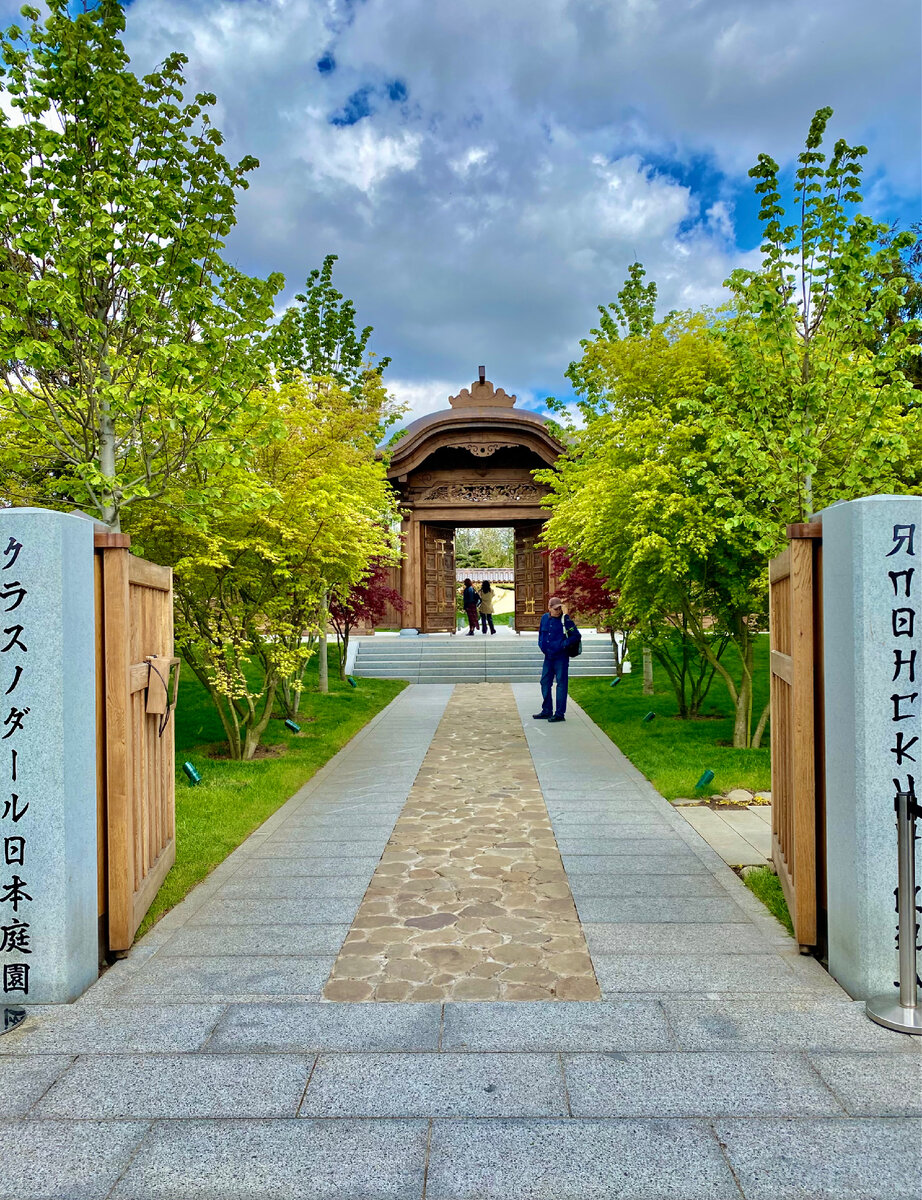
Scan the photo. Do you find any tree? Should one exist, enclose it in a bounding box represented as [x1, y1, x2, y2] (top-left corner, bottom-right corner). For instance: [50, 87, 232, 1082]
[547, 548, 632, 674]
[130, 374, 401, 758]
[539, 303, 765, 743]
[0, 0, 283, 529]
[328, 560, 406, 681]
[274, 254, 390, 391]
[697, 107, 920, 537]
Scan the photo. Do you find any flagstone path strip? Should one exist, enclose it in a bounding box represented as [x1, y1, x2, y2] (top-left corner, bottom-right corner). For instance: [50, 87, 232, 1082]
[324, 683, 601, 1002]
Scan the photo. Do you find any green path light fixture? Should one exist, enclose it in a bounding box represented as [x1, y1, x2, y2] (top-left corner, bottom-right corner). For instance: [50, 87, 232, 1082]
[609, 677, 621, 687]
[347, 676, 358, 688]
[182, 761, 201, 785]
[284, 719, 301, 733]
[695, 769, 715, 790]
[642, 711, 656, 723]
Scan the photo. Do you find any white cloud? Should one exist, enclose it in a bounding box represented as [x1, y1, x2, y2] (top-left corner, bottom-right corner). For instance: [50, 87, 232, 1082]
[3, 0, 911, 400]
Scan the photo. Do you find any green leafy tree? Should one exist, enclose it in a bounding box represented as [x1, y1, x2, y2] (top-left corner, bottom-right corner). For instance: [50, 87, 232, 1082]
[0, 0, 283, 529]
[699, 107, 920, 534]
[274, 254, 390, 392]
[131, 374, 401, 758]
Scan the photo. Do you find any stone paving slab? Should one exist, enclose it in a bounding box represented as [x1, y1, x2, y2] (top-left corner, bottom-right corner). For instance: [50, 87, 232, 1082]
[0, 1055, 74, 1115]
[204, 1002, 442, 1053]
[157, 923, 351, 957]
[0, 1004, 223, 1054]
[663, 998, 922, 1053]
[0, 1120, 151, 1200]
[563, 853, 710, 875]
[808, 1052, 922, 1114]
[109, 1118, 429, 1200]
[184, 897, 361, 925]
[425, 1119, 740, 1199]
[583, 922, 780, 955]
[713, 1117, 922, 1199]
[34, 1053, 314, 1119]
[591, 952, 821, 995]
[300, 1051, 568, 1117]
[104, 953, 336, 999]
[563, 1051, 843, 1117]
[575, 896, 751, 924]
[440, 1000, 674, 1051]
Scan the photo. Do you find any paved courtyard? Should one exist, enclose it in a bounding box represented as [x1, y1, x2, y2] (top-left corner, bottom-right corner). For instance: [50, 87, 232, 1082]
[1, 684, 919, 1198]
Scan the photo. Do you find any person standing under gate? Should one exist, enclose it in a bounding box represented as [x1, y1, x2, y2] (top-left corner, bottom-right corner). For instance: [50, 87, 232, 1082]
[479, 580, 496, 634]
[534, 597, 579, 722]
[461, 578, 480, 635]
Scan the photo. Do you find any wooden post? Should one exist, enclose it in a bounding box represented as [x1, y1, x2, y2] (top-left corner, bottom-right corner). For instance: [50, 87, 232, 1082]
[318, 588, 329, 694]
[96, 534, 134, 951]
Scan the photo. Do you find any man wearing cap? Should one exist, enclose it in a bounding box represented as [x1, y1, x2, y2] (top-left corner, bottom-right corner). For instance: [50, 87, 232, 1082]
[534, 596, 579, 723]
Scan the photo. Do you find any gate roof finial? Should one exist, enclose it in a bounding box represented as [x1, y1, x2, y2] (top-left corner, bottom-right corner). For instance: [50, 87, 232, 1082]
[449, 371, 516, 408]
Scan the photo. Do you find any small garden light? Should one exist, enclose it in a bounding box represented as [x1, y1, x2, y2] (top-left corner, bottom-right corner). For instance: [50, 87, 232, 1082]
[695, 769, 715, 790]
[347, 676, 358, 688]
[182, 761, 201, 785]
[284, 719, 301, 733]
[642, 711, 656, 723]
[609, 677, 621, 687]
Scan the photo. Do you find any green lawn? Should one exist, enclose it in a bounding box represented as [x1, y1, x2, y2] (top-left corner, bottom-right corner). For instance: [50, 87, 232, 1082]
[137, 647, 405, 939]
[569, 634, 771, 801]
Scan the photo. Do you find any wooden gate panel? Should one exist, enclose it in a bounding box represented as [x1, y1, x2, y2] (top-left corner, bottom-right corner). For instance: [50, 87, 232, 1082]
[514, 522, 547, 631]
[96, 537, 176, 951]
[422, 523, 456, 633]
[768, 525, 824, 949]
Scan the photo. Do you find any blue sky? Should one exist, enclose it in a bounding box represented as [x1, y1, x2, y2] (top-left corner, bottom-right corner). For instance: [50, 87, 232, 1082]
[4, 0, 919, 423]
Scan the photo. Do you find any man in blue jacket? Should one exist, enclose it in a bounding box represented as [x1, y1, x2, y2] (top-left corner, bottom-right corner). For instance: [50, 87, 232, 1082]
[534, 596, 579, 723]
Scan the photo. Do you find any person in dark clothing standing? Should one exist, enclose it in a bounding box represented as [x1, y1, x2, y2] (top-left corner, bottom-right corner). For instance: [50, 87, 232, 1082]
[533, 597, 579, 722]
[461, 578, 480, 635]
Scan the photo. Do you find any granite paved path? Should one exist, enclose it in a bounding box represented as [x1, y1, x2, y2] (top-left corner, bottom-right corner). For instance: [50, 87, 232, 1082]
[1, 683, 919, 1199]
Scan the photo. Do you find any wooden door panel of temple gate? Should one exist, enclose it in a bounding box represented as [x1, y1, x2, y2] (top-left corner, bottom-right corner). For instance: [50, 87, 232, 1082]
[514, 522, 547, 631]
[423, 523, 456, 632]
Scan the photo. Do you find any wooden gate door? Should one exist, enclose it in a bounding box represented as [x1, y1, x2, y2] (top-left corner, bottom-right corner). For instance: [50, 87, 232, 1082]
[422, 523, 456, 632]
[768, 522, 825, 949]
[96, 534, 178, 951]
[514, 522, 548, 632]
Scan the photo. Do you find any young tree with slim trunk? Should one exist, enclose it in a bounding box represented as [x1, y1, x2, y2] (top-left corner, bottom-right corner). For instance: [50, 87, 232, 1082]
[0, 1, 283, 530]
[695, 108, 921, 538]
[329, 561, 406, 681]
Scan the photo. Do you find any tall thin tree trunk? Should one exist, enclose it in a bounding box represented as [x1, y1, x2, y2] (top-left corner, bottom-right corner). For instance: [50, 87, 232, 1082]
[318, 589, 329, 695]
[642, 645, 654, 696]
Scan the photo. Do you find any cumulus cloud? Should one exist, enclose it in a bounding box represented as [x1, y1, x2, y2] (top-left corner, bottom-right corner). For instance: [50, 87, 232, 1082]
[2, 0, 915, 406]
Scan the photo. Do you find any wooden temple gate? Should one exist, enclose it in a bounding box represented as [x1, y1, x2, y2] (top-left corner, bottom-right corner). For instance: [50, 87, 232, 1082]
[768, 521, 825, 950]
[95, 532, 179, 952]
[385, 372, 565, 633]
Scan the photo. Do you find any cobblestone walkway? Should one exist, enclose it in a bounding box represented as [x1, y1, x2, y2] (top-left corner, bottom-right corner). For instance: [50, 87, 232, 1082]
[325, 685, 599, 1002]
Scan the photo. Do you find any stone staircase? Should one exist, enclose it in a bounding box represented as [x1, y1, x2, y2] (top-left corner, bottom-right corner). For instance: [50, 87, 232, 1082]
[352, 631, 622, 683]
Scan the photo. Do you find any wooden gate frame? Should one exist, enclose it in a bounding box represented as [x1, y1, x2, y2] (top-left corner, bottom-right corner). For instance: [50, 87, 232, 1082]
[95, 531, 177, 951]
[768, 521, 825, 950]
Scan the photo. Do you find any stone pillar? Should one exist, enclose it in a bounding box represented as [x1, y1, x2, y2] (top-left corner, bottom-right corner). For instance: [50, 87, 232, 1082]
[0, 509, 97, 1004]
[821, 495, 922, 999]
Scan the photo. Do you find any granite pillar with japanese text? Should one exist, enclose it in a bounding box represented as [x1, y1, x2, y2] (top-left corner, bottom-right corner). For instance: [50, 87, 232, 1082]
[822, 495, 922, 999]
[0, 509, 97, 1004]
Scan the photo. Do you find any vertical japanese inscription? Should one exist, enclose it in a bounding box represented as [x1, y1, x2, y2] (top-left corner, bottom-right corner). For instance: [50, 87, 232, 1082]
[885, 523, 922, 977]
[0, 535, 29, 997]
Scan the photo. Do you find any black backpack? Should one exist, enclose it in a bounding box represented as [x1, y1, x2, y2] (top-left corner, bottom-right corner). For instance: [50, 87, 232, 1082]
[564, 617, 582, 657]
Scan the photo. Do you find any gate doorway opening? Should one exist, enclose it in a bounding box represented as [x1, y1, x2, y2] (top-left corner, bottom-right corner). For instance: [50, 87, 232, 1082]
[420, 520, 551, 634]
[455, 528, 515, 631]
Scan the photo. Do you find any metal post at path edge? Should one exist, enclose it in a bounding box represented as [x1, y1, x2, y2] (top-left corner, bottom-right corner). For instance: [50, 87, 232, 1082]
[866, 789, 922, 1035]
